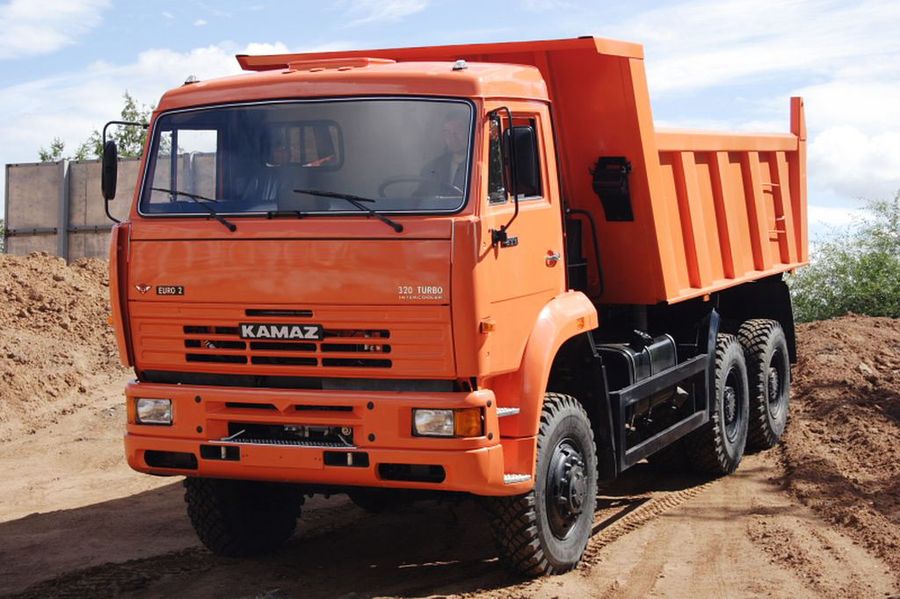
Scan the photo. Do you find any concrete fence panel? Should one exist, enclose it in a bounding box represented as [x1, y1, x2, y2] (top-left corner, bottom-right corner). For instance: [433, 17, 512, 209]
[4, 158, 140, 261]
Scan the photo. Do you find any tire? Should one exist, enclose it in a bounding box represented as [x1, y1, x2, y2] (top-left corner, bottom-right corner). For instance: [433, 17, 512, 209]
[184, 477, 304, 557]
[738, 319, 790, 450]
[487, 393, 597, 577]
[685, 334, 749, 476]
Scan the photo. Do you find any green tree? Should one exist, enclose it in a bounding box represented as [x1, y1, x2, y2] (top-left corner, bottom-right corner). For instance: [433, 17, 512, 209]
[789, 192, 900, 322]
[0, 218, 5, 253]
[38, 137, 66, 162]
[38, 92, 152, 162]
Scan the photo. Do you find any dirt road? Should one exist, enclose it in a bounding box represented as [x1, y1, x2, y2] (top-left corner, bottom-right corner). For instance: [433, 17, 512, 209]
[1, 255, 897, 597]
[1, 371, 896, 598]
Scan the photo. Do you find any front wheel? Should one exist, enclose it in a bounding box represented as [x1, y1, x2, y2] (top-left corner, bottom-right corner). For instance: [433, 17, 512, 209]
[487, 393, 597, 576]
[184, 478, 304, 557]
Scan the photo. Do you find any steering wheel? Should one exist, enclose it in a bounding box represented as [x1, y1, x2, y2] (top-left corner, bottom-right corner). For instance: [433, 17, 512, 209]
[377, 176, 463, 198]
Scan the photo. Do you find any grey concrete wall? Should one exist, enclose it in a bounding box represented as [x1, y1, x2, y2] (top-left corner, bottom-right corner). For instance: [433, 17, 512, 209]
[4, 158, 140, 260]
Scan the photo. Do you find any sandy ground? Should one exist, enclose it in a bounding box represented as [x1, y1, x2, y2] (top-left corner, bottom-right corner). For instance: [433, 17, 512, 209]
[1, 378, 895, 598]
[0, 255, 897, 597]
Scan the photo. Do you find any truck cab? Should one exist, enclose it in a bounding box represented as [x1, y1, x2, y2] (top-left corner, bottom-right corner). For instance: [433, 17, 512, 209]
[107, 37, 806, 575]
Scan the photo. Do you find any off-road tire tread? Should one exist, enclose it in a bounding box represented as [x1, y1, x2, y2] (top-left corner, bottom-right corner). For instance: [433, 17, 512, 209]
[738, 319, 789, 450]
[487, 393, 595, 577]
[685, 334, 746, 476]
[184, 478, 303, 557]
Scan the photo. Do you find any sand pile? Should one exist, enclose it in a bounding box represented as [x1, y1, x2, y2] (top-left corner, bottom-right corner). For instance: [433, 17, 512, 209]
[783, 315, 900, 574]
[1, 251, 897, 574]
[0, 252, 126, 441]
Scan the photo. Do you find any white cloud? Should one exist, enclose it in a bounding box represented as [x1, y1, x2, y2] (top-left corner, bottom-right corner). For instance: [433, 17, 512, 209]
[336, 0, 429, 26]
[808, 204, 871, 242]
[808, 126, 900, 200]
[162, 11, 174, 19]
[0, 0, 110, 59]
[194, 19, 207, 27]
[606, 0, 900, 94]
[598, 0, 900, 206]
[0, 41, 353, 213]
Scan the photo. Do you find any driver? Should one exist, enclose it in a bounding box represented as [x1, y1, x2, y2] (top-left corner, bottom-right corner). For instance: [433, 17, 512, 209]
[416, 113, 469, 196]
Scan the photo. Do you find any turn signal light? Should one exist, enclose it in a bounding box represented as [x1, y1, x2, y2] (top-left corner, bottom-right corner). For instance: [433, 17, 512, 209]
[454, 408, 483, 437]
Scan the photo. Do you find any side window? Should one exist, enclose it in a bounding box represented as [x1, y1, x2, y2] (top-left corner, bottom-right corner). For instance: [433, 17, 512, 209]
[487, 113, 543, 204]
[488, 115, 506, 204]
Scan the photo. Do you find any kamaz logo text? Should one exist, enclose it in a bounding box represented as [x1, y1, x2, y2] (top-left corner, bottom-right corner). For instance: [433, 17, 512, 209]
[239, 323, 324, 340]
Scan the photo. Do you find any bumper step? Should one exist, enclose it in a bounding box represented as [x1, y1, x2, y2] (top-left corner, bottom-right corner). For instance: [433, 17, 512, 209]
[496, 407, 520, 418]
[503, 473, 531, 484]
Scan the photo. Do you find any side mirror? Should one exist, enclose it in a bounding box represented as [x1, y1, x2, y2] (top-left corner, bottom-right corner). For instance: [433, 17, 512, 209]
[509, 126, 539, 197]
[101, 140, 118, 201]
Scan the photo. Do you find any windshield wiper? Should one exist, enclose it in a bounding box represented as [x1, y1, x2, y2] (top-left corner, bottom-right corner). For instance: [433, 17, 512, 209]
[293, 189, 403, 233]
[150, 187, 237, 232]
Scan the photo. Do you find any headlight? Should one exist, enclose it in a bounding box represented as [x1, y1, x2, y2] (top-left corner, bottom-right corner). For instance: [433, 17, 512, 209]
[413, 408, 482, 437]
[135, 398, 173, 425]
[413, 409, 454, 437]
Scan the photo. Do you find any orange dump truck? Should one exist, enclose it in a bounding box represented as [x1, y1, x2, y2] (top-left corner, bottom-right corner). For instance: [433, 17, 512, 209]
[102, 37, 806, 574]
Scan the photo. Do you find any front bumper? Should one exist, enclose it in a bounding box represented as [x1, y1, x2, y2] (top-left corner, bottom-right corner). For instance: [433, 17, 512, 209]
[124, 381, 535, 496]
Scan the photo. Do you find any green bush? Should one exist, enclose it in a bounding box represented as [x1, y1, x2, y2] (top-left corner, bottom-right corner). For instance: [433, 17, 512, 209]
[789, 193, 899, 322]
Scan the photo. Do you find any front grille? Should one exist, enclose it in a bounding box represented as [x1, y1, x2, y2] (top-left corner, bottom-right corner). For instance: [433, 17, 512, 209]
[182, 325, 393, 369]
[131, 303, 455, 378]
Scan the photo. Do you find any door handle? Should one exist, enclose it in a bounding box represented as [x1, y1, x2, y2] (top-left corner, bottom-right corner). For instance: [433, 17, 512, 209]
[545, 251, 561, 267]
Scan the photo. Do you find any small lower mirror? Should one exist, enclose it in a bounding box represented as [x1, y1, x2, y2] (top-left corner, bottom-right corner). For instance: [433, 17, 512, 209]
[101, 140, 118, 200]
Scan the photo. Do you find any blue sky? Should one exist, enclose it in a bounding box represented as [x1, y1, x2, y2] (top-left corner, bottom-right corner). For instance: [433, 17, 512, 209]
[1, 0, 899, 236]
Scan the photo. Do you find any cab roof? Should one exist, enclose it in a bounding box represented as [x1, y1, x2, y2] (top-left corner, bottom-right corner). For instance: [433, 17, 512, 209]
[157, 59, 549, 112]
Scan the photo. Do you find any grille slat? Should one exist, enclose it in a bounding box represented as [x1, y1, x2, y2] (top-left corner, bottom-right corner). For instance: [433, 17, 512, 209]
[250, 341, 317, 352]
[186, 354, 247, 364]
[251, 356, 318, 366]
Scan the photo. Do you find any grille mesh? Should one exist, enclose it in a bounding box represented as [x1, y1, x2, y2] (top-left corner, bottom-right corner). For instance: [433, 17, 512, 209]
[182, 322, 393, 369]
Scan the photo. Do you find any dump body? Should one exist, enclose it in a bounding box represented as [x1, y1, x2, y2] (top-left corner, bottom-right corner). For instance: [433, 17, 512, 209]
[243, 37, 808, 304]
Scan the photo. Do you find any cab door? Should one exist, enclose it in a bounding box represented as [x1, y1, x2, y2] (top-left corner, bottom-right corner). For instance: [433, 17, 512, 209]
[478, 103, 566, 374]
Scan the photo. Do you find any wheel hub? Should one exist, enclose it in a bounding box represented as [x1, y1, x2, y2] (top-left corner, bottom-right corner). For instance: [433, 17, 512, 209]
[767, 366, 780, 404]
[546, 440, 588, 539]
[558, 455, 587, 513]
[724, 385, 737, 425]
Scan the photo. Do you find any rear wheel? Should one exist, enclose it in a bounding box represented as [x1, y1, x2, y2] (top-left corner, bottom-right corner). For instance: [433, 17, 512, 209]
[184, 477, 304, 557]
[738, 319, 790, 450]
[487, 393, 597, 576]
[685, 334, 749, 475]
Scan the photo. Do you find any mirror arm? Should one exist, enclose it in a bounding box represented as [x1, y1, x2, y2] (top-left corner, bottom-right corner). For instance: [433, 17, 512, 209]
[102, 120, 148, 146]
[102, 120, 149, 224]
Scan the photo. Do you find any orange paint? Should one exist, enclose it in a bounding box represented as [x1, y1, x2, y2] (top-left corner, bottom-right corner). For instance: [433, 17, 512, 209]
[114, 36, 806, 495]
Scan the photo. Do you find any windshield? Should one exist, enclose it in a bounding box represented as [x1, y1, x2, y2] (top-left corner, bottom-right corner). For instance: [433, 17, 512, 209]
[139, 98, 473, 216]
